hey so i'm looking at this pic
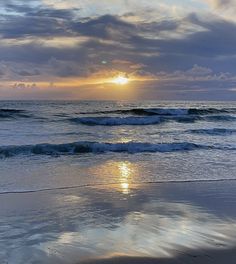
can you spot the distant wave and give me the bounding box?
[0,141,235,158]
[69,114,236,126]
[69,116,162,125]
[80,107,236,116]
[79,108,188,116]
[204,115,236,121]
[189,128,236,136]
[0,109,29,119]
[71,107,236,126]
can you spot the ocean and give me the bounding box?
[1,100,236,263]
[0,100,236,193]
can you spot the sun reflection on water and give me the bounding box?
[120,182,130,194]
[118,162,132,194]
[87,160,138,194]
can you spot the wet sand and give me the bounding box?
[81,247,236,264]
[1,180,236,263]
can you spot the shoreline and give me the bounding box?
[1,179,236,263]
[1,177,236,196]
[80,247,236,264]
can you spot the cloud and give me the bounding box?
[71,15,135,39]
[0,12,236,75]
[204,0,236,22]
[48,58,91,77]
[0,0,236,99]
[156,64,236,82]
[0,14,70,39]
[15,69,40,76]
[208,0,235,8]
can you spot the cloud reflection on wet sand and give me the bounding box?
[41,201,236,262]
[1,180,236,263]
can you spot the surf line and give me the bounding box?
[1,178,236,195]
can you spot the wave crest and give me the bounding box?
[0,109,29,119]
[80,107,236,116]
[70,116,162,125]
[189,128,236,136]
[69,114,236,126]
[0,141,207,158]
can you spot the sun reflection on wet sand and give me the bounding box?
[118,162,132,194]
[120,182,130,194]
[87,160,138,194]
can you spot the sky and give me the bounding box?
[0,0,236,100]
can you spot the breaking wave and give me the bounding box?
[71,107,236,126]
[69,114,236,126]
[0,141,210,158]
[80,107,236,116]
[0,141,235,158]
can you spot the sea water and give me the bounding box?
[1,100,236,263]
[0,100,236,193]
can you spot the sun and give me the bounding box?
[112,76,129,85]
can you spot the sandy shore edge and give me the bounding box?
[80,247,236,264]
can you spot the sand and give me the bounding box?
[81,247,236,264]
[1,180,236,263]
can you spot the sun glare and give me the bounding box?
[112,76,129,85]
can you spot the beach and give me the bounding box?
[0,100,236,263]
[1,180,236,263]
[1,0,236,261]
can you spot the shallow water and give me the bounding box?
[0,100,236,193]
